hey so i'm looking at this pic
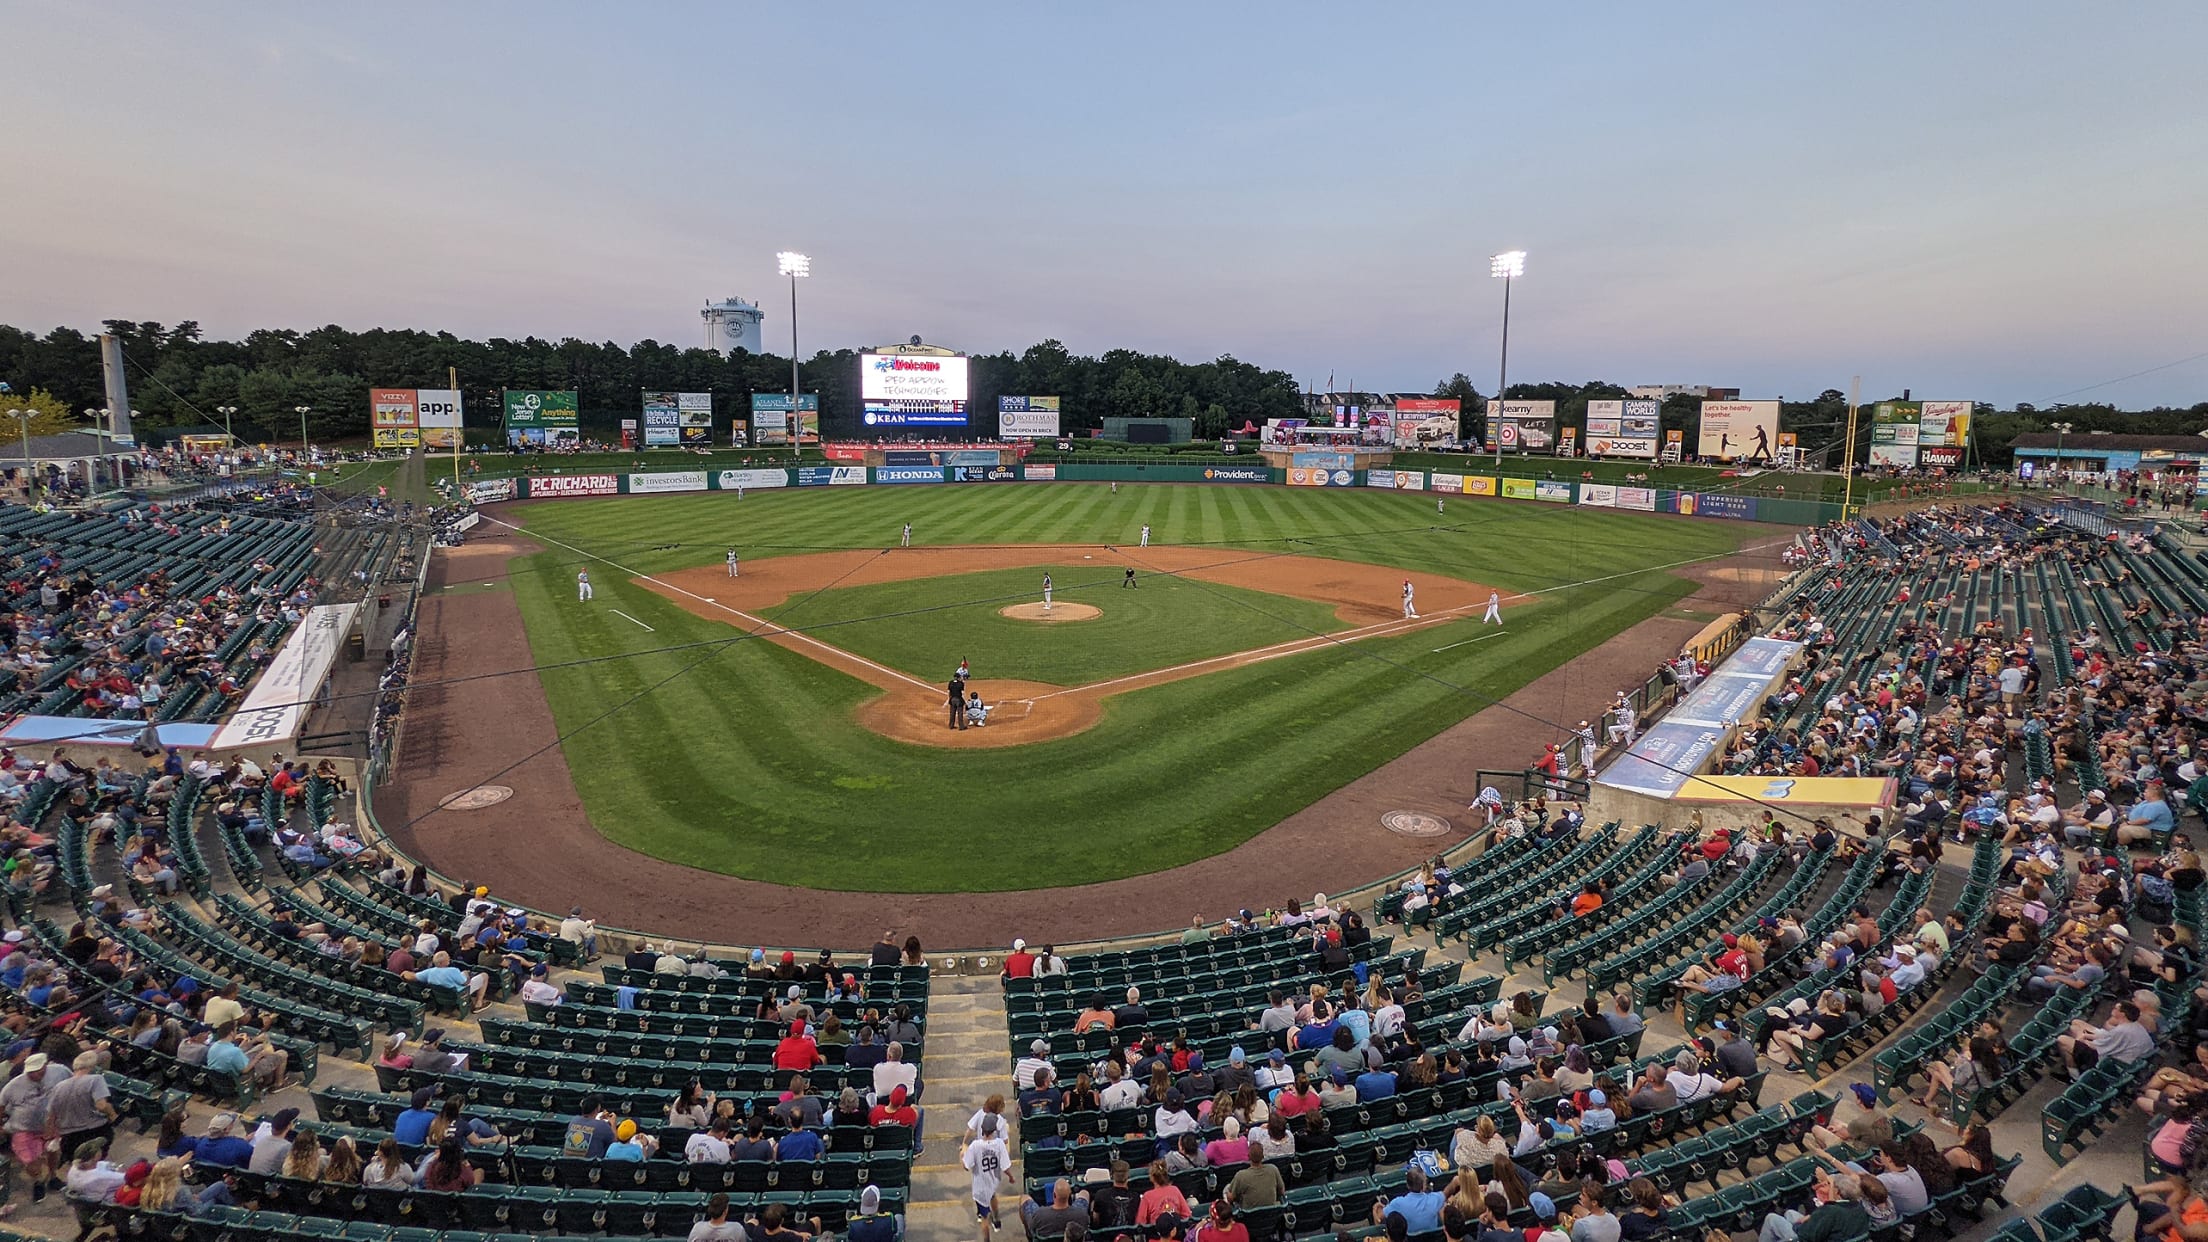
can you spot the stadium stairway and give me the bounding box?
[905,974,1022,1239]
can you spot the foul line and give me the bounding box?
[477,515,938,694]
[608,609,656,632]
[1432,630,1508,653]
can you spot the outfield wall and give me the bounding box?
[509,465,1845,525]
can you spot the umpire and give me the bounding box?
[948,674,967,730]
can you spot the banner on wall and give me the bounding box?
[1584,399,1659,458]
[1616,486,1657,511]
[1578,484,1618,507]
[1697,400,1780,461]
[1534,480,1574,503]
[466,479,516,503]
[1429,473,1464,494]
[1918,401,1974,449]
[1463,476,1498,496]
[1199,466,1270,483]
[1674,492,1758,520]
[1920,446,1964,468]
[642,391,681,446]
[1286,466,1355,487]
[627,471,707,494]
[953,465,1020,482]
[1484,400,1558,452]
[1500,478,1536,500]
[1392,470,1425,491]
[525,473,617,498]
[715,469,789,491]
[997,396,1061,439]
[1365,469,1397,489]
[1023,464,1058,480]
[678,392,713,445]
[1870,400,1922,468]
[796,466,868,486]
[876,466,946,484]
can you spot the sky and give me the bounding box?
[4,3,2206,408]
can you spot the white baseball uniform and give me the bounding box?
[577,571,593,601]
[1401,581,1417,619]
[1483,591,1502,624]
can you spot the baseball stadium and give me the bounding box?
[0,397,2187,1242]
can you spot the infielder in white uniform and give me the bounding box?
[577,570,593,602]
[726,548,739,578]
[900,523,912,547]
[1140,524,1150,547]
[1042,573,1053,612]
[1483,591,1503,624]
[1401,580,1418,619]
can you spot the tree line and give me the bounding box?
[0,320,2199,465]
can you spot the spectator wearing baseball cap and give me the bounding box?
[1001,939,1036,979]
[247,1107,300,1174]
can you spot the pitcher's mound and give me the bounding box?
[1000,602,1100,622]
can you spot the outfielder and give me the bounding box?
[1140,524,1150,547]
[1437,497,1445,515]
[1483,590,1503,625]
[1042,573,1053,612]
[577,570,593,602]
[726,548,739,578]
[1401,579,1418,619]
[900,522,912,547]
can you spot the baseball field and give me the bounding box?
[409,483,1760,895]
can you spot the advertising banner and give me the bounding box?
[1674,775,1897,806]
[371,388,418,449]
[953,465,1021,482]
[1674,492,1758,520]
[1462,476,1498,496]
[944,451,1000,468]
[1869,401,1922,468]
[466,479,516,503]
[997,396,1061,438]
[1559,427,1579,458]
[728,420,749,447]
[678,392,713,446]
[414,389,463,449]
[1392,470,1425,491]
[1918,400,1973,448]
[1393,398,1460,447]
[796,466,867,487]
[751,394,818,446]
[1199,466,1270,483]
[1615,486,1658,511]
[1484,399,1558,452]
[1669,670,1778,728]
[1727,636,1805,678]
[525,474,619,498]
[1534,480,1574,503]
[210,603,359,751]
[504,390,580,448]
[1286,466,1356,487]
[626,471,708,494]
[1500,478,1537,500]
[1578,483,1618,507]
[1697,400,1780,461]
[823,444,867,463]
[1583,399,1658,457]
[715,469,790,491]
[1024,464,1058,481]
[1365,469,1398,489]
[1919,446,1964,469]
[1429,473,1463,494]
[642,391,681,446]
[876,466,946,484]
[1596,720,1728,798]
[1291,451,1356,470]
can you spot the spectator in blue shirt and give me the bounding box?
[1354,1066,1399,1103]
[604,1119,656,1161]
[1372,1167,1446,1234]
[193,1113,255,1169]
[2119,784,2177,846]
[393,1087,440,1146]
[776,1127,824,1161]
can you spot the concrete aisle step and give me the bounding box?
[910,973,1020,1242]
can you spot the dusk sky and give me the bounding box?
[6,4,2206,406]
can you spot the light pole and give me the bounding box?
[5,407,32,503]
[83,406,116,492]
[776,251,810,458]
[216,405,238,450]
[2049,421,2073,495]
[1489,250,1525,468]
[295,406,313,463]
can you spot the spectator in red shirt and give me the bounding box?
[1001,939,1036,980]
[773,1022,822,1073]
[868,1085,916,1127]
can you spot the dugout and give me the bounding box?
[1100,417,1194,444]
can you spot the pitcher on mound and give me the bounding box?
[1042,573,1053,612]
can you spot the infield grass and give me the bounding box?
[490,484,1760,891]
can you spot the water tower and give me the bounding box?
[701,296,766,355]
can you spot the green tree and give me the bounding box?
[0,387,83,438]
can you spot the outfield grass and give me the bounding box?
[760,565,1348,686]
[490,483,1757,891]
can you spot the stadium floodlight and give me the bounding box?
[295,405,313,462]
[217,405,238,447]
[5,407,32,502]
[777,252,810,457]
[1489,250,1526,465]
